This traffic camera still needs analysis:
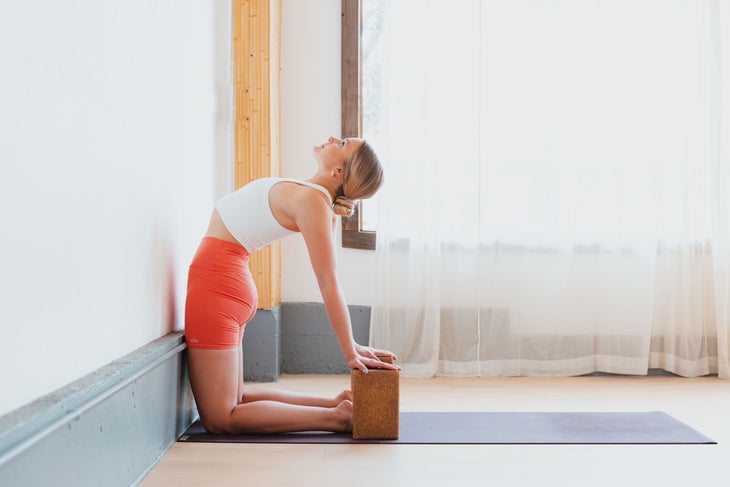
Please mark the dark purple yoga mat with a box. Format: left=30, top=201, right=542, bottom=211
left=178, top=411, right=715, bottom=445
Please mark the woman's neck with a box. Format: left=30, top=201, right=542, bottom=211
left=308, top=174, right=341, bottom=202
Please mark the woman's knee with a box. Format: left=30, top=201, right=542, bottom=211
left=201, top=412, right=235, bottom=435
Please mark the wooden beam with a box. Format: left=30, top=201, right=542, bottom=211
left=233, top=0, right=282, bottom=309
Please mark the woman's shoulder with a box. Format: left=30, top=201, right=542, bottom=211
left=272, top=179, right=331, bottom=205
left=277, top=178, right=332, bottom=203
left=270, top=178, right=332, bottom=218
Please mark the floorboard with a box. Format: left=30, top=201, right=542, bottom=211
left=141, top=375, right=730, bottom=487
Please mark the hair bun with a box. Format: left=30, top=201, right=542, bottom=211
left=333, top=196, right=356, bottom=217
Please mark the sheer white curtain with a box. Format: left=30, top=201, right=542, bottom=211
left=368, top=0, right=730, bottom=378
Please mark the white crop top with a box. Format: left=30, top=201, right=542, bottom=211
left=215, top=178, right=333, bottom=252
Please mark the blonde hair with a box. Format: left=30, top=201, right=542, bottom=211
left=332, top=141, right=384, bottom=217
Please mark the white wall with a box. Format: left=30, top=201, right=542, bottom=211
left=280, top=0, right=378, bottom=305
left=0, top=1, right=232, bottom=417
left=0, top=0, right=376, bottom=417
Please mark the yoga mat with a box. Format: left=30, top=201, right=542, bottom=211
left=178, top=411, right=715, bottom=445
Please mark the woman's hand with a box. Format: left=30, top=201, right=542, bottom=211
left=347, top=344, right=400, bottom=374
left=355, top=343, right=396, bottom=361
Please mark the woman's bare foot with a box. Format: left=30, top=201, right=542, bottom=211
left=334, top=399, right=353, bottom=432
left=333, top=390, right=353, bottom=406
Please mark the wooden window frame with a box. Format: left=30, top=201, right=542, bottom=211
left=341, top=0, right=376, bottom=251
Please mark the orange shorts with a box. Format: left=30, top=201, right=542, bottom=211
left=184, top=237, right=258, bottom=350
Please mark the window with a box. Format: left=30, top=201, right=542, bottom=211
left=340, top=0, right=382, bottom=249
left=345, top=0, right=717, bottom=250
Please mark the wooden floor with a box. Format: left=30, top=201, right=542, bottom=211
left=141, top=374, right=730, bottom=487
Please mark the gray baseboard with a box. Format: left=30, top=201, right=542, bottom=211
left=0, top=331, right=196, bottom=487
left=242, top=306, right=281, bottom=382
left=243, top=303, right=371, bottom=380
left=280, top=303, right=371, bottom=375
left=0, top=305, right=369, bottom=485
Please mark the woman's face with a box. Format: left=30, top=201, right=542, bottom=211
left=313, top=136, right=363, bottom=168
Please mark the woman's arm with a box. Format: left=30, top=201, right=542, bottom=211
left=294, top=195, right=397, bottom=373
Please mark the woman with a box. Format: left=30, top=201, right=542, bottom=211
left=184, top=136, right=399, bottom=434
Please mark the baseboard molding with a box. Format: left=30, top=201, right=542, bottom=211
left=242, top=306, right=281, bottom=382
left=243, top=303, right=372, bottom=380
left=0, top=331, right=196, bottom=487
left=280, top=303, right=371, bottom=374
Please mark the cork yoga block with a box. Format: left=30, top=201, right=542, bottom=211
left=351, top=356, right=400, bottom=440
